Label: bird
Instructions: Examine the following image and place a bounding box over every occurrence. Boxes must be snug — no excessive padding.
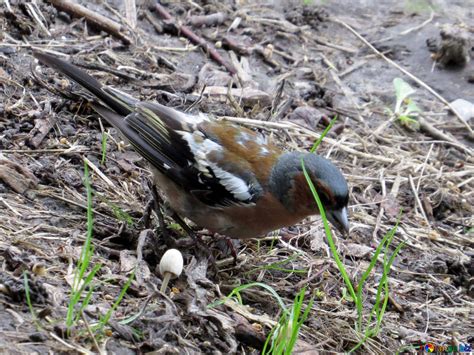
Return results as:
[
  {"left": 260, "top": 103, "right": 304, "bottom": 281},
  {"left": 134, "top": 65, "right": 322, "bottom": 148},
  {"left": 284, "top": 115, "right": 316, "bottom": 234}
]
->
[{"left": 33, "top": 51, "right": 349, "bottom": 239}]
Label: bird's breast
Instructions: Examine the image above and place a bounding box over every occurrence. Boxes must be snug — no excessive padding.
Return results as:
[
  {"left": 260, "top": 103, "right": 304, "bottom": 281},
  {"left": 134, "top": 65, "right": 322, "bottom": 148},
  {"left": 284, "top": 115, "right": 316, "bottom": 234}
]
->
[{"left": 153, "top": 169, "right": 310, "bottom": 239}]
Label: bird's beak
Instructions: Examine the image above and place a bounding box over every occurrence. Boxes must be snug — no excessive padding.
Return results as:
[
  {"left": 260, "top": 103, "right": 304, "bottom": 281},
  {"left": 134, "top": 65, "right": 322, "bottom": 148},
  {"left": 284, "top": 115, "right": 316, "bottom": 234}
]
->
[{"left": 327, "top": 207, "right": 350, "bottom": 235}]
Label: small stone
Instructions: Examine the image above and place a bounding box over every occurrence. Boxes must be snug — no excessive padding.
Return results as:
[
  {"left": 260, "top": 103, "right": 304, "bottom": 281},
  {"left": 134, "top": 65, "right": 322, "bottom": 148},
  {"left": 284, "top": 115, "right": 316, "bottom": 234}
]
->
[
  {"left": 29, "top": 332, "right": 47, "bottom": 342},
  {"left": 450, "top": 99, "right": 474, "bottom": 122}
]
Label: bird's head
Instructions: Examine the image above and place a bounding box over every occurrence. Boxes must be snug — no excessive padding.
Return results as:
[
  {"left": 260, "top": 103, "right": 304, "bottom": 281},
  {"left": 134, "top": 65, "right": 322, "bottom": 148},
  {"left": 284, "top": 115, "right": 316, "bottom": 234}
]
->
[{"left": 269, "top": 152, "right": 349, "bottom": 234}]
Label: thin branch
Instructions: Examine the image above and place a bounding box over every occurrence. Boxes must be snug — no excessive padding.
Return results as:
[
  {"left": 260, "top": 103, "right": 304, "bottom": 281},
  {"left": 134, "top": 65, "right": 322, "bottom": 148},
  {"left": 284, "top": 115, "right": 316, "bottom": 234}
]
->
[
  {"left": 46, "top": 0, "right": 132, "bottom": 44},
  {"left": 153, "top": 3, "right": 236, "bottom": 75}
]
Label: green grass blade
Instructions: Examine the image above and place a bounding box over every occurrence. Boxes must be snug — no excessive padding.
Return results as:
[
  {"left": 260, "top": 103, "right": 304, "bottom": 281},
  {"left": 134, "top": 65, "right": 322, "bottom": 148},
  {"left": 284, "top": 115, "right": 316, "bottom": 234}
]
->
[
  {"left": 23, "top": 272, "right": 40, "bottom": 329},
  {"left": 286, "top": 289, "right": 314, "bottom": 354},
  {"left": 301, "top": 160, "right": 357, "bottom": 302},
  {"left": 310, "top": 116, "right": 338, "bottom": 153},
  {"left": 355, "top": 219, "right": 400, "bottom": 330},
  {"left": 209, "top": 282, "right": 287, "bottom": 313},
  {"left": 248, "top": 253, "right": 307, "bottom": 275},
  {"left": 66, "top": 162, "right": 99, "bottom": 331},
  {"left": 374, "top": 241, "right": 405, "bottom": 333},
  {"left": 262, "top": 287, "right": 314, "bottom": 355},
  {"left": 98, "top": 270, "right": 135, "bottom": 330},
  {"left": 100, "top": 131, "right": 108, "bottom": 165}
]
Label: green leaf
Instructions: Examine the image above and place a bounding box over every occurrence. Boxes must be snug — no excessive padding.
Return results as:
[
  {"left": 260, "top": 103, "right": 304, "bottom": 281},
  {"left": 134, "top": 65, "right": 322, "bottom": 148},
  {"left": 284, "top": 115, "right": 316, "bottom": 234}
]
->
[
  {"left": 393, "top": 78, "right": 416, "bottom": 114},
  {"left": 399, "top": 115, "right": 420, "bottom": 130},
  {"left": 404, "top": 99, "right": 421, "bottom": 115}
]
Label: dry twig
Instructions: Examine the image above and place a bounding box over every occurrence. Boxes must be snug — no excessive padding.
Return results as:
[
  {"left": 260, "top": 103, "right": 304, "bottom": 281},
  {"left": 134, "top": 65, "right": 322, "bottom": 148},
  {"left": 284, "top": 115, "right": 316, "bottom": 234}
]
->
[
  {"left": 153, "top": 3, "right": 236, "bottom": 75},
  {"left": 46, "top": 0, "right": 132, "bottom": 44}
]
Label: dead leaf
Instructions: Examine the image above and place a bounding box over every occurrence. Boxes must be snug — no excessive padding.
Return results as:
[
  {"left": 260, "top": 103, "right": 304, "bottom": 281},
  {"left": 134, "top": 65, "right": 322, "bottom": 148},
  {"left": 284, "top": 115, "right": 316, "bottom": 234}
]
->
[
  {"left": 310, "top": 229, "right": 326, "bottom": 252},
  {"left": 120, "top": 250, "right": 150, "bottom": 285},
  {"left": 120, "top": 250, "right": 137, "bottom": 273},
  {"left": 381, "top": 193, "right": 400, "bottom": 218},
  {"left": 342, "top": 243, "right": 373, "bottom": 258}
]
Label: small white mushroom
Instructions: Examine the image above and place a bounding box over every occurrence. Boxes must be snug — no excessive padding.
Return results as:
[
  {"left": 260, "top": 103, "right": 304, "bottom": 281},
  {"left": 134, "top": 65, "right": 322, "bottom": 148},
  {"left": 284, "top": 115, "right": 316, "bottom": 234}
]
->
[{"left": 159, "top": 249, "right": 183, "bottom": 293}]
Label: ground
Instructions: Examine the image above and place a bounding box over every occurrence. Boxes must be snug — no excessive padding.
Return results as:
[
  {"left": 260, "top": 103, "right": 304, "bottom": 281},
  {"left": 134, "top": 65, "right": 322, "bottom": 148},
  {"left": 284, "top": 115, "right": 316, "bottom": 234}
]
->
[{"left": 0, "top": 0, "right": 473, "bottom": 354}]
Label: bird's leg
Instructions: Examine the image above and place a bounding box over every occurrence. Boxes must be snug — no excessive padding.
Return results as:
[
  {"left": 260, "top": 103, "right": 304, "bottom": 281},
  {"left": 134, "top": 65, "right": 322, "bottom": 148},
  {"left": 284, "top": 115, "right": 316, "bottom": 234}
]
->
[
  {"left": 147, "top": 183, "right": 175, "bottom": 249},
  {"left": 149, "top": 185, "right": 166, "bottom": 233},
  {"left": 160, "top": 201, "right": 219, "bottom": 272},
  {"left": 212, "top": 234, "right": 239, "bottom": 265},
  {"left": 147, "top": 181, "right": 199, "bottom": 248},
  {"left": 168, "top": 211, "right": 198, "bottom": 241},
  {"left": 146, "top": 183, "right": 216, "bottom": 271},
  {"left": 144, "top": 180, "right": 183, "bottom": 246},
  {"left": 141, "top": 198, "right": 154, "bottom": 229},
  {"left": 166, "top": 208, "right": 218, "bottom": 274},
  {"left": 226, "top": 238, "right": 238, "bottom": 265}
]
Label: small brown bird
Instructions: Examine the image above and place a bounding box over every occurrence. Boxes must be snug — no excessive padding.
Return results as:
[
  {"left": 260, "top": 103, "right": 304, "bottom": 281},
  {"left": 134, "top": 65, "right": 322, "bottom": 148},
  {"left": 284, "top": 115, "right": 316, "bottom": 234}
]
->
[{"left": 34, "top": 52, "right": 349, "bottom": 238}]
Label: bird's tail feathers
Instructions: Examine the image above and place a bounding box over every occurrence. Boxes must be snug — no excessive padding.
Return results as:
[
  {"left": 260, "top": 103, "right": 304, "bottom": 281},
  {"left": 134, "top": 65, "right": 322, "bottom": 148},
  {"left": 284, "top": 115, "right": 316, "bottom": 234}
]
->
[
  {"left": 33, "top": 51, "right": 131, "bottom": 116},
  {"left": 91, "top": 104, "right": 130, "bottom": 135},
  {"left": 92, "top": 104, "right": 178, "bottom": 172}
]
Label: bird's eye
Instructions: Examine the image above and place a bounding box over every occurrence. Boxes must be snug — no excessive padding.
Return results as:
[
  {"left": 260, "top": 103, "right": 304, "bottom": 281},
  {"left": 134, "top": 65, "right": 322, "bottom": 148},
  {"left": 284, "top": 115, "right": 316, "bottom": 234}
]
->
[{"left": 315, "top": 180, "right": 333, "bottom": 206}]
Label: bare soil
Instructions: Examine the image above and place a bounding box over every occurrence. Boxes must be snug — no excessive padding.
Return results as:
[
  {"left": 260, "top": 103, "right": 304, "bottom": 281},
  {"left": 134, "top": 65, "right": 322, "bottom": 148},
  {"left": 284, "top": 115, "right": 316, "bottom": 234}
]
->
[{"left": 0, "top": 0, "right": 472, "bottom": 354}]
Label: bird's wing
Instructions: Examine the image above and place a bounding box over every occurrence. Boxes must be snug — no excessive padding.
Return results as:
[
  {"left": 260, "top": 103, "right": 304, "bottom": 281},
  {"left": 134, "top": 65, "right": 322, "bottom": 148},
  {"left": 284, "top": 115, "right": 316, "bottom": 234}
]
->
[
  {"left": 34, "top": 51, "right": 263, "bottom": 207},
  {"left": 122, "top": 103, "right": 264, "bottom": 207}
]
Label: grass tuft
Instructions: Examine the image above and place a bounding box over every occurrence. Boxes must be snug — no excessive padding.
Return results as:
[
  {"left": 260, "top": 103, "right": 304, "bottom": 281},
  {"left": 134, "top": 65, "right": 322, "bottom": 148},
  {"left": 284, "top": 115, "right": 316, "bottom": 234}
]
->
[
  {"left": 210, "top": 282, "right": 313, "bottom": 355},
  {"left": 64, "top": 162, "right": 135, "bottom": 340},
  {"left": 66, "top": 162, "right": 102, "bottom": 332},
  {"left": 302, "top": 152, "right": 404, "bottom": 351},
  {"left": 262, "top": 287, "right": 314, "bottom": 355}
]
